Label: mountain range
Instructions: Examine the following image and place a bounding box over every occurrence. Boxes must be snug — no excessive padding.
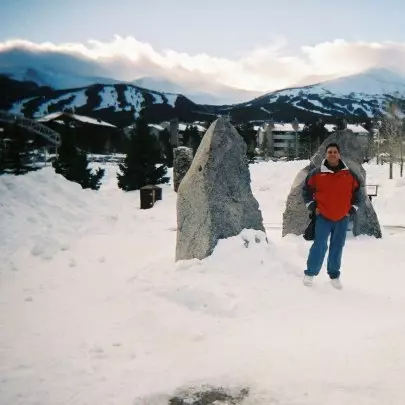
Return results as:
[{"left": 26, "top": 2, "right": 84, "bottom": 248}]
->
[{"left": 1, "top": 60, "right": 405, "bottom": 127}]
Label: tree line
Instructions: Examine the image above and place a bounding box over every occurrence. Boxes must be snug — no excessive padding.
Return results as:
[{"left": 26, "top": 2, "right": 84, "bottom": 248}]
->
[{"left": 3, "top": 105, "right": 404, "bottom": 185}]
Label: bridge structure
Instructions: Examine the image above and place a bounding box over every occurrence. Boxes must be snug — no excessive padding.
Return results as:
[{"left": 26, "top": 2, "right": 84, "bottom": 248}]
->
[{"left": 0, "top": 110, "right": 61, "bottom": 146}]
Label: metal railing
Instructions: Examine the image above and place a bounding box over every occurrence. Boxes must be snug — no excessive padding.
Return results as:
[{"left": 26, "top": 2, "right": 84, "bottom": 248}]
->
[{"left": 0, "top": 110, "right": 61, "bottom": 146}]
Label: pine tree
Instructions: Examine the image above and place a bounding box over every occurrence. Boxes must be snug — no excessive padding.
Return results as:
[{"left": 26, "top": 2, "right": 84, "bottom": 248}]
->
[
  {"left": 117, "top": 116, "right": 169, "bottom": 191},
  {"left": 286, "top": 141, "right": 296, "bottom": 161},
  {"left": 301, "top": 119, "right": 328, "bottom": 156},
  {"left": 53, "top": 128, "right": 104, "bottom": 190},
  {"left": 336, "top": 116, "right": 348, "bottom": 130},
  {"left": 181, "top": 125, "right": 202, "bottom": 157},
  {"left": 237, "top": 123, "right": 257, "bottom": 163},
  {"left": 298, "top": 130, "right": 312, "bottom": 159},
  {"left": 159, "top": 129, "right": 173, "bottom": 167},
  {"left": 188, "top": 126, "right": 203, "bottom": 157},
  {"left": 182, "top": 126, "right": 192, "bottom": 147}
]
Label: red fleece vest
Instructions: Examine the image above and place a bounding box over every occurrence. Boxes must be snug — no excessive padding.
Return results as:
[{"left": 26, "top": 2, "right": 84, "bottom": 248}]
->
[{"left": 307, "top": 167, "right": 359, "bottom": 221}]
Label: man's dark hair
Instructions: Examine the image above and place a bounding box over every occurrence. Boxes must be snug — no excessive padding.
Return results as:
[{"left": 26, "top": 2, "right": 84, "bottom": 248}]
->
[{"left": 326, "top": 143, "right": 340, "bottom": 153}]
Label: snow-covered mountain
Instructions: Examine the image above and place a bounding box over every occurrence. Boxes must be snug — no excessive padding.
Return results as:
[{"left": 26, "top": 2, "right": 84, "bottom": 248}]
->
[
  {"left": 312, "top": 68, "right": 405, "bottom": 95},
  {"left": 232, "top": 68, "right": 405, "bottom": 120},
  {"left": 8, "top": 83, "right": 178, "bottom": 118},
  {"left": 0, "top": 66, "right": 121, "bottom": 90},
  {"left": 0, "top": 77, "right": 212, "bottom": 127},
  {"left": 2, "top": 45, "right": 405, "bottom": 115},
  {"left": 133, "top": 77, "right": 191, "bottom": 95},
  {"left": 3, "top": 67, "right": 405, "bottom": 125},
  {"left": 0, "top": 48, "right": 119, "bottom": 90},
  {"left": 133, "top": 76, "right": 261, "bottom": 105},
  {"left": 132, "top": 76, "right": 225, "bottom": 104}
]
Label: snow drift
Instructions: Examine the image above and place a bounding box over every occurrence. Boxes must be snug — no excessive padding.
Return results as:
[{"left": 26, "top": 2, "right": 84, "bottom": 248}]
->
[{"left": 1, "top": 161, "right": 405, "bottom": 404}]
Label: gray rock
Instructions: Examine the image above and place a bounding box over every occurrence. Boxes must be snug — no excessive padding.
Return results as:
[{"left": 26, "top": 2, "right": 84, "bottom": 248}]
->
[
  {"left": 134, "top": 385, "right": 249, "bottom": 405},
  {"left": 282, "top": 129, "right": 382, "bottom": 238},
  {"left": 173, "top": 147, "right": 193, "bottom": 192},
  {"left": 282, "top": 164, "right": 313, "bottom": 237},
  {"left": 176, "top": 117, "right": 265, "bottom": 261},
  {"left": 169, "top": 385, "right": 249, "bottom": 405}
]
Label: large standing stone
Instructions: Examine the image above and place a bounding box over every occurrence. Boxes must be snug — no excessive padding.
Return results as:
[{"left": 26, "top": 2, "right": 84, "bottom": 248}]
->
[
  {"left": 176, "top": 117, "right": 265, "bottom": 261},
  {"left": 282, "top": 129, "right": 382, "bottom": 238},
  {"left": 173, "top": 147, "right": 193, "bottom": 192}
]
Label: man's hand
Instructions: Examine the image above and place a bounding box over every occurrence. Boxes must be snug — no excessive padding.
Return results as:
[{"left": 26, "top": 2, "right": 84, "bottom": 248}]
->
[
  {"left": 347, "top": 206, "right": 358, "bottom": 216},
  {"left": 315, "top": 208, "right": 320, "bottom": 215},
  {"left": 307, "top": 201, "right": 316, "bottom": 213}
]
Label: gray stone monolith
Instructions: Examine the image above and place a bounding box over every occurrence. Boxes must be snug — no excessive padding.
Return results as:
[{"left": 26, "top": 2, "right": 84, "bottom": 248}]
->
[
  {"left": 282, "top": 129, "right": 382, "bottom": 238},
  {"left": 176, "top": 117, "right": 266, "bottom": 261}
]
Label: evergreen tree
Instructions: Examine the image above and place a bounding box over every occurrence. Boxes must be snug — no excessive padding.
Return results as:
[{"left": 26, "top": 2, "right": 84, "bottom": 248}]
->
[
  {"left": 362, "top": 118, "right": 376, "bottom": 162},
  {"left": 181, "top": 125, "right": 202, "bottom": 156},
  {"left": 237, "top": 123, "right": 257, "bottom": 163},
  {"left": 301, "top": 119, "right": 328, "bottom": 156},
  {"left": 53, "top": 128, "right": 104, "bottom": 190},
  {"left": 336, "top": 116, "right": 348, "bottom": 130},
  {"left": 188, "top": 126, "right": 203, "bottom": 157},
  {"left": 159, "top": 129, "right": 173, "bottom": 167},
  {"left": 117, "top": 116, "right": 169, "bottom": 191},
  {"left": 285, "top": 141, "right": 296, "bottom": 161},
  {"left": 182, "top": 126, "right": 192, "bottom": 146}
]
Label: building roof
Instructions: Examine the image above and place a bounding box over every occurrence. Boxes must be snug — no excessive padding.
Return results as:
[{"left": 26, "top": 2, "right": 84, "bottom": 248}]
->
[
  {"left": 178, "top": 123, "right": 206, "bottom": 132},
  {"left": 127, "top": 122, "right": 207, "bottom": 133},
  {"left": 254, "top": 122, "right": 369, "bottom": 134},
  {"left": 324, "top": 124, "right": 368, "bottom": 133},
  {"left": 148, "top": 124, "right": 165, "bottom": 131},
  {"left": 273, "top": 123, "right": 305, "bottom": 132},
  {"left": 347, "top": 124, "right": 369, "bottom": 133},
  {"left": 255, "top": 123, "right": 305, "bottom": 132}
]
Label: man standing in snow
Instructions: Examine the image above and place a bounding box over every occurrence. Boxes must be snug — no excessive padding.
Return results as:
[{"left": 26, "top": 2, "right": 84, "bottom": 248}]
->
[{"left": 302, "top": 143, "right": 362, "bottom": 289}]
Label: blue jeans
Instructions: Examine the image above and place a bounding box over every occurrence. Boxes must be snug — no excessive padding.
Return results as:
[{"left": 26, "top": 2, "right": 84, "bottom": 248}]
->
[{"left": 304, "top": 214, "right": 349, "bottom": 279}]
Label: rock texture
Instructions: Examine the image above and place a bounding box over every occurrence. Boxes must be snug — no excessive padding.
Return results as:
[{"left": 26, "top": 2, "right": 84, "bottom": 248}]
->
[
  {"left": 282, "top": 129, "right": 382, "bottom": 238},
  {"left": 169, "top": 385, "right": 249, "bottom": 405},
  {"left": 173, "top": 147, "right": 193, "bottom": 192},
  {"left": 136, "top": 385, "right": 250, "bottom": 405},
  {"left": 176, "top": 117, "right": 265, "bottom": 261}
]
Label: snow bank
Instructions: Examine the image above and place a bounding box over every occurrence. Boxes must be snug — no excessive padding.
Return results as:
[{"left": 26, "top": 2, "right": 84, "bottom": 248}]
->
[
  {"left": 0, "top": 168, "right": 100, "bottom": 266},
  {"left": 1, "top": 161, "right": 405, "bottom": 404}
]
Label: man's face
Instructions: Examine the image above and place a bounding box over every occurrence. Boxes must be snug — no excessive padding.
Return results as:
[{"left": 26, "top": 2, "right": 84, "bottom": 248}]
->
[{"left": 326, "top": 147, "right": 340, "bottom": 166}]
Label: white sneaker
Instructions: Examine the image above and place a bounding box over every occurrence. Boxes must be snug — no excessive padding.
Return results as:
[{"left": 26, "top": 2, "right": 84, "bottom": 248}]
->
[
  {"left": 331, "top": 278, "right": 343, "bottom": 290},
  {"left": 303, "top": 275, "right": 314, "bottom": 287}
]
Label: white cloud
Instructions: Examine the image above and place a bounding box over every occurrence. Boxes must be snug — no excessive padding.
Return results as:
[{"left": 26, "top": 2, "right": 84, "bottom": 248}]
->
[
  {"left": 301, "top": 39, "right": 405, "bottom": 76},
  {"left": 2, "top": 36, "right": 405, "bottom": 94}
]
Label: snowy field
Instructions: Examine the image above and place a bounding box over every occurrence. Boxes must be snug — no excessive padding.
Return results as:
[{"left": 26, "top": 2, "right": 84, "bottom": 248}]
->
[{"left": 1, "top": 160, "right": 405, "bottom": 404}]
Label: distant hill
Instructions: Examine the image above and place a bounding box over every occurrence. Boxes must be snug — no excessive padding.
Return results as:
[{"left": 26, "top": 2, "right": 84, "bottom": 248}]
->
[{"left": 0, "top": 76, "right": 215, "bottom": 127}]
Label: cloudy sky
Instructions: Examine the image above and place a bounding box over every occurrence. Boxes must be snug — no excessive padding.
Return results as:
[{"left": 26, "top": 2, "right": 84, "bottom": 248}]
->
[{"left": 1, "top": 0, "right": 405, "bottom": 96}]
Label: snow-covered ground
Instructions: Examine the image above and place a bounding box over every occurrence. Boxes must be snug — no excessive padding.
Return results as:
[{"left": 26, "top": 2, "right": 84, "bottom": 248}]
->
[{"left": 1, "top": 160, "right": 405, "bottom": 404}]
